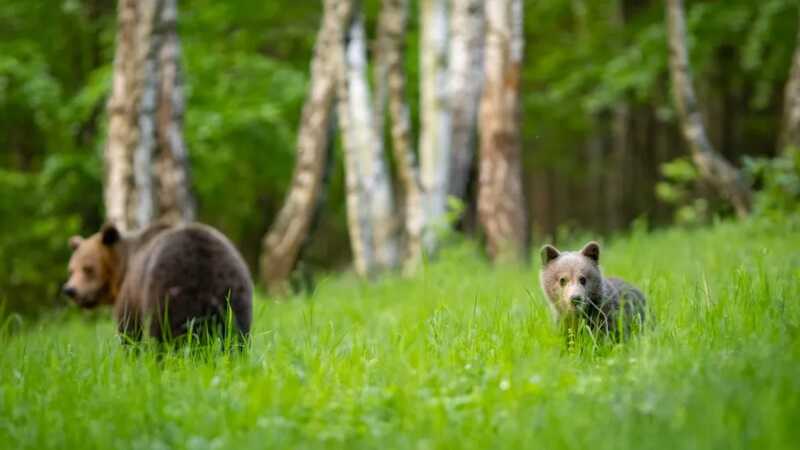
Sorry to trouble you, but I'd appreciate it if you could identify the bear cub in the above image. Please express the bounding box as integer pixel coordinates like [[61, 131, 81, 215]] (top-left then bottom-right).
[[63, 222, 253, 343], [539, 241, 646, 337]]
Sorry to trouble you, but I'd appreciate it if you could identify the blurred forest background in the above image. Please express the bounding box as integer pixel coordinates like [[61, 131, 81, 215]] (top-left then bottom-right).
[[2, 0, 799, 315]]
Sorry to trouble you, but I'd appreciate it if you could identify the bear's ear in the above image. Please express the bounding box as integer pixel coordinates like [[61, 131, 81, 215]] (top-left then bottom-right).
[[68, 236, 83, 250], [101, 223, 121, 246], [540, 245, 560, 266], [580, 241, 600, 264]]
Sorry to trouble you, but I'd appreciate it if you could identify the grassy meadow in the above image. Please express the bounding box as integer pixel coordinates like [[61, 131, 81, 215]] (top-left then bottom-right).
[[1, 219, 799, 450]]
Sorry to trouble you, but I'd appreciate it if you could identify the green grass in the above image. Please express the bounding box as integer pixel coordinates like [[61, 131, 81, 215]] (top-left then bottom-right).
[[1, 219, 799, 450]]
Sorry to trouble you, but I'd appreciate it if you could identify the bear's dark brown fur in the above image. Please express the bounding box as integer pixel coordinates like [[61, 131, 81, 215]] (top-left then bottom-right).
[[64, 222, 252, 342]]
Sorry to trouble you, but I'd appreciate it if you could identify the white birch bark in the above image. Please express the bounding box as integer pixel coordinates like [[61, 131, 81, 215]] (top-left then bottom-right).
[[132, 0, 160, 229], [154, 0, 195, 224], [478, 0, 527, 262], [666, 0, 751, 217], [106, 0, 138, 232], [419, 0, 451, 253], [335, 4, 400, 276], [106, 0, 161, 232], [349, 11, 400, 272], [376, 0, 425, 274], [106, 0, 194, 231], [448, 0, 484, 203]]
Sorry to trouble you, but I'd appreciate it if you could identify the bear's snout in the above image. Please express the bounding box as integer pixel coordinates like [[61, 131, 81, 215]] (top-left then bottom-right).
[[62, 285, 77, 299]]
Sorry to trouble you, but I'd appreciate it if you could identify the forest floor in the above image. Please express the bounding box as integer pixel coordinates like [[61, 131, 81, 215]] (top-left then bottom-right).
[[1, 218, 799, 450]]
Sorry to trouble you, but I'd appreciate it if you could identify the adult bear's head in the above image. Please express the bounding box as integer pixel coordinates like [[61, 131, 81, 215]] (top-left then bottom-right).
[[62, 223, 123, 308]]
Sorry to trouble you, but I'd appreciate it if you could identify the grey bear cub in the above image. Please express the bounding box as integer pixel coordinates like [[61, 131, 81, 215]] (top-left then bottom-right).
[[539, 241, 646, 337]]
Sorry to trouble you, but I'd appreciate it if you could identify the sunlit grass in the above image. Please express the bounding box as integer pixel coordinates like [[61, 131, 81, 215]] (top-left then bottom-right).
[[1, 219, 799, 449]]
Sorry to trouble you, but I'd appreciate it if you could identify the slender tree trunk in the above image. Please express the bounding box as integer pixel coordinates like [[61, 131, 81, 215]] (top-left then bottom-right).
[[106, 0, 162, 232], [584, 129, 604, 229], [779, 12, 800, 154], [259, 0, 343, 292], [154, 0, 195, 224], [478, 0, 527, 262], [665, 0, 751, 218], [419, 0, 451, 253], [606, 104, 629, 230], [376, 0, 425, 274], [606, 0, 629, 231], [352, 11, 401, 272], [336, 5, 400, 277], [448, 0, 484, 204], [571, 0, 604, 230]]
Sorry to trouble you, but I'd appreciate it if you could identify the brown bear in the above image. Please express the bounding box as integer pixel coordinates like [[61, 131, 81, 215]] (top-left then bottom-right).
[[63, 222, 253, 343], [539, 241, 646, 337]]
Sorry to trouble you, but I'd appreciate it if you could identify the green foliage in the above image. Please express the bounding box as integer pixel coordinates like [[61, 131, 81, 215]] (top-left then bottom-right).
[[745, 148, 800, 219], [181, 2, 313, 263], [523, 0, 797, 163], [0, 155, 102, 315], [655, 157, 711, 226], [1, 220, 799, 449]]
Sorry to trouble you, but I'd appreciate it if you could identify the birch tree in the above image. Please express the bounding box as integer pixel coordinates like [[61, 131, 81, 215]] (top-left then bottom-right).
[[106, 0, 158, 232], [478, 0, 527, 262], [448, 0, 484, 203], [666, 0, 751, 217], [335, 5, 400, 277], [105, 0, 194, 232], [260, 0, 342, 291], [375, 0, 425, 273], [154, 0, 195, 224], [419, 0, 451, 253], [779, 11, 800, 154]]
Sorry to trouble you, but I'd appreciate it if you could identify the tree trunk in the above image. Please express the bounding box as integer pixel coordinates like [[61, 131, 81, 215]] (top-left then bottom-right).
[[665, 0, 751, 218], [376, 0, 425, 274], [606, 104, 629, 230], [106, 0, 156, 232], [478, 0, 527, 262], [448, 0, 484, 204], [605, 0, 629, 231], [131, 0, 161, 231], [154, 0, 195, 224], [259, 0, 343, 292], [779, 12, 800, 154], [336, 5, 400, 277], [106, 0, 194, 232], [419, 0, 451, 253]]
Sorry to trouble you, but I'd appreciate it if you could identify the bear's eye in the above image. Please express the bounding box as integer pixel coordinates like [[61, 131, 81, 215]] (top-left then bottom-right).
[[559, 277, 567, 287], [579, 276, 587, 286], [82, 266, 95, 278]]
